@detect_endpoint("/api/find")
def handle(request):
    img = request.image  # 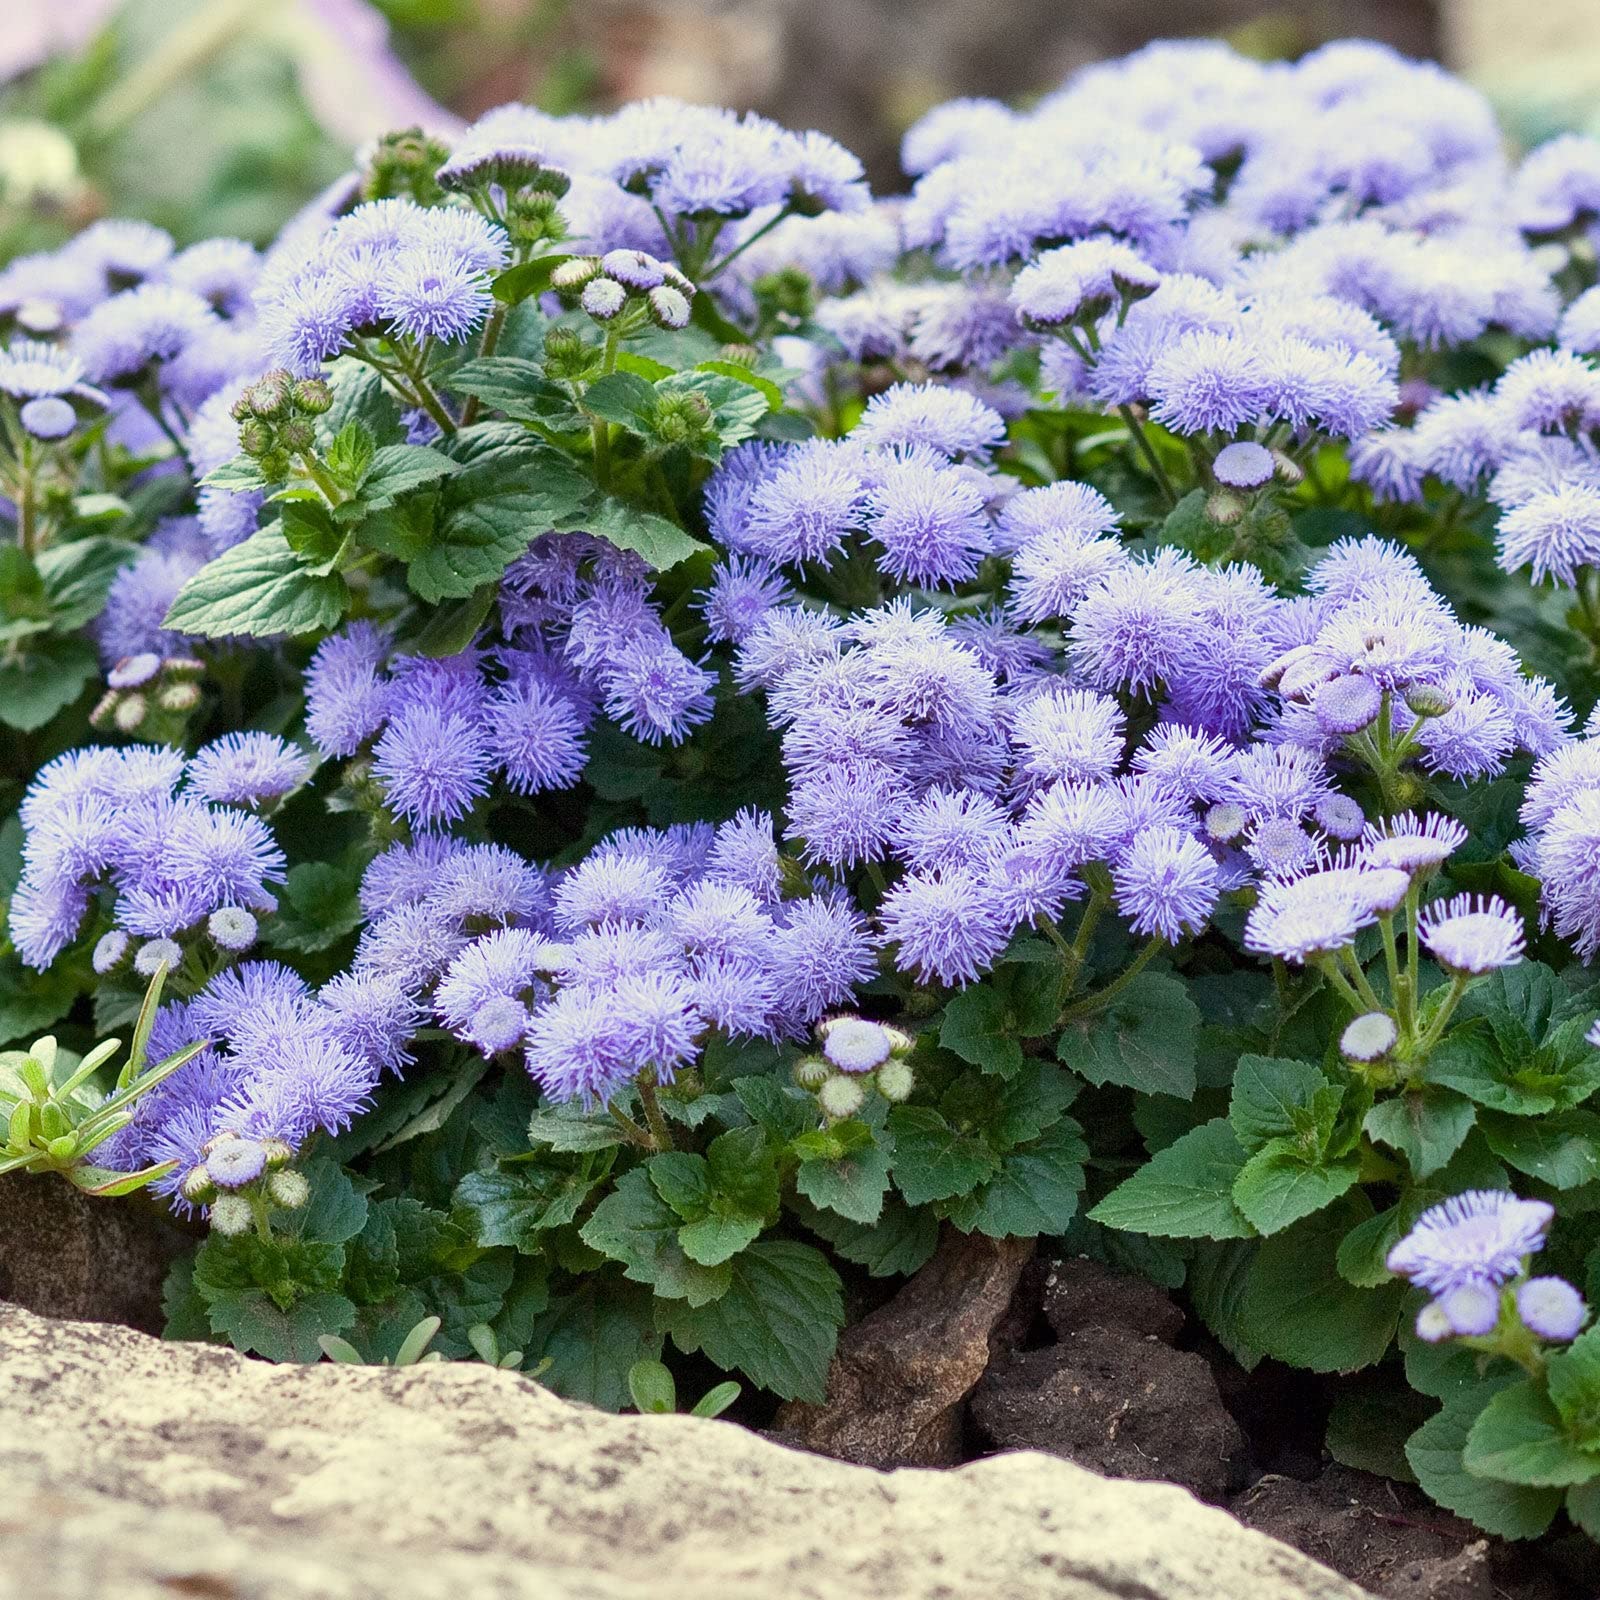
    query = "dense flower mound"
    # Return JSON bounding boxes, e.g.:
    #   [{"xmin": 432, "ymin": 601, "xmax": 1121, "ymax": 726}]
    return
[{"xmin": 13, "ymin": 34, "xmax": 1600, "ymax": 1531}]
